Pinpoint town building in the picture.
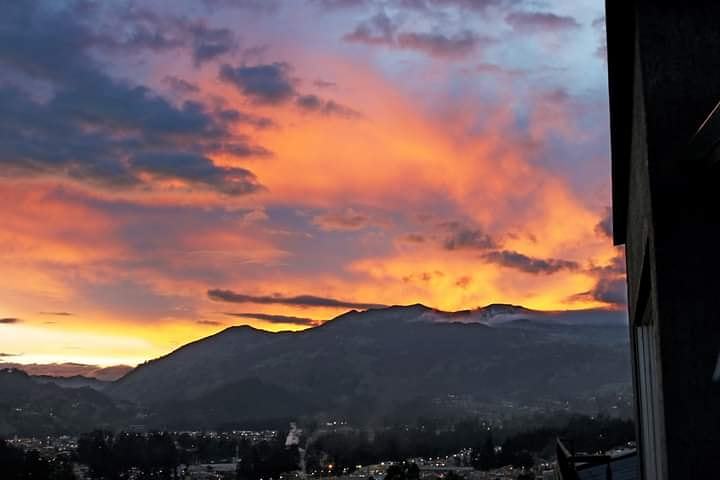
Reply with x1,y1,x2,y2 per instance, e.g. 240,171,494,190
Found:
555,439,638,480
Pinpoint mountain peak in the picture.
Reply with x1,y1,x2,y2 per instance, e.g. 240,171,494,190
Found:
477,303,533,313
386,303,433,311
316,303,435,330
221,324,267,334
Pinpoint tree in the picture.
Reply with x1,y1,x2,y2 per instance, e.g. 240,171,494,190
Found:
0,439,25,479
146,432,178,479
385,462,421,480
385,464,405,480
77,431,119,480
406,462,419,480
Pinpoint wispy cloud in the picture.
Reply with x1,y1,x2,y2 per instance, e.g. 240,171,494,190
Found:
505,11,581,32
224,312,320,326
196,319,224,326
313,208,373,231
344,12,492,58
209,289,386,309
396,31,491,58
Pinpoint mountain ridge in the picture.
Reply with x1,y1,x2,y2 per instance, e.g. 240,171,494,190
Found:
106,304,631,428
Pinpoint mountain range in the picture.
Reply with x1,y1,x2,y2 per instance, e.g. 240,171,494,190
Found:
0,304,633,433
110,304,632,427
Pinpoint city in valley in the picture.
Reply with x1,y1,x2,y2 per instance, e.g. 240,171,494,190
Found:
2,414,635,480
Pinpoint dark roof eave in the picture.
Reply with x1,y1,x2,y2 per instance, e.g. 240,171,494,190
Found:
605,0,636,246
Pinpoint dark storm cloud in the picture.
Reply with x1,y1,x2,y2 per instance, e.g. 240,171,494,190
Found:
574,277,627,308
208,289,387,309
104,8,239,65
190,24,236,65
590,253,625,276
296,95,360,117
50,85,214,138
0,318,21,324
0,2,102,84
219,63,297,104
216,109,276,129
505,11,581,32
130,153,263,196
207,141,273,158
574,251,626,307
0,1,267,196
483,250,579,274
595,207,613,238
163,76,200,94
224,312,320,326
0,85,266,193
220,63,361,116
591,277,627,306
443,227,496,251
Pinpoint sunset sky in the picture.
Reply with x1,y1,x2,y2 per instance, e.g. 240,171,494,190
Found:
0,0,623,367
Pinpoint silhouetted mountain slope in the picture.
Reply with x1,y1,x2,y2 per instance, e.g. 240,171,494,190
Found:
155,378,317,429
108,305,631,425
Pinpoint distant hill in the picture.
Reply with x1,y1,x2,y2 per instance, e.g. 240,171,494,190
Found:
33,374,110,391
0,369,131,436
0,362,132,381
108,304,632,428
